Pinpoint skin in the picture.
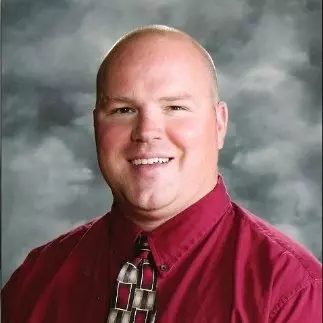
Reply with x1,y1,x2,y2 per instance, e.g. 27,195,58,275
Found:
93,28,228,231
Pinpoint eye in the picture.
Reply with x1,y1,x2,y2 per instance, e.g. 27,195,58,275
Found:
168,106,187,111
111,107,136,114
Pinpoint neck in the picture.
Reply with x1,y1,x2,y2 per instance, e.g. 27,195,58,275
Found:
112,202,177,231
112,175,219,232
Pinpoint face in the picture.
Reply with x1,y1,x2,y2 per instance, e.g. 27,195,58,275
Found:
94,34,228,224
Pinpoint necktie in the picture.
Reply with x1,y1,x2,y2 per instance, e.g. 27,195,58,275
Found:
107,235,158,323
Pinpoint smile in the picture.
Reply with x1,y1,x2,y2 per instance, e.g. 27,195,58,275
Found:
130,157,173,165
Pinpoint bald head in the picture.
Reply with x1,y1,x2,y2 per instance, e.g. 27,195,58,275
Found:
96,25,220,105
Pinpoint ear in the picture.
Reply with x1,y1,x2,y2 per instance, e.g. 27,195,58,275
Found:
215,101,229,150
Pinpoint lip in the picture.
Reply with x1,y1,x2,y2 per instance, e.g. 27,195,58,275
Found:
128,156,174,162
129,157,174,173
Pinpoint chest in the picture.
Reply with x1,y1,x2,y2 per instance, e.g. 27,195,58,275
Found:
155,252,235,323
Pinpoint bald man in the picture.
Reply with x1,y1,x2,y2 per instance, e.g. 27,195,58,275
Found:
2,25,322,323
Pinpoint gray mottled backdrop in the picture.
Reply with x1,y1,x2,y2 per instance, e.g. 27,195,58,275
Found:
2,0,322,284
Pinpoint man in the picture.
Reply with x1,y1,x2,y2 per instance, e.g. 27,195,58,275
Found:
2,25,322,322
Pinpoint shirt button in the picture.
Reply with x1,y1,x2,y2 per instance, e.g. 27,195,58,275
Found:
160,264,169,271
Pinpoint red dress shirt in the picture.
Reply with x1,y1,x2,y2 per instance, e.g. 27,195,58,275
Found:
2,176,322,322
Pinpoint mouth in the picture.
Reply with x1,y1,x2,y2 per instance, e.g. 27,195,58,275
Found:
129,157,174,166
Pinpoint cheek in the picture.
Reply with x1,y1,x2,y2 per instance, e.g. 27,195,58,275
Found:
168,116,217,151
96,121,130,157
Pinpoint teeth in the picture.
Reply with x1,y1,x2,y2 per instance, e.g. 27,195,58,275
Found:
131,158,171,165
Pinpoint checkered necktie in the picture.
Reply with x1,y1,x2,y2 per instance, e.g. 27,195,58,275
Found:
107,235,157,323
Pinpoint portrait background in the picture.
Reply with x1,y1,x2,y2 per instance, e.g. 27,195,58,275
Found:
2,0,322,284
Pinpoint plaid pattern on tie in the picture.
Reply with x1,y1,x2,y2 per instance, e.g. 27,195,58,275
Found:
107,235,157,323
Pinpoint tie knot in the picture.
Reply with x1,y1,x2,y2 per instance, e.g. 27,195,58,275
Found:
135,235,151,261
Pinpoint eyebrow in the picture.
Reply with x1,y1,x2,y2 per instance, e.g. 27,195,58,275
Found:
99,93,193,104
100,95,133,104
157,93,193,102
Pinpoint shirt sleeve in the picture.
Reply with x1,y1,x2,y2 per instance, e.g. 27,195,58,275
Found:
1,248,42,322
269,279,322,323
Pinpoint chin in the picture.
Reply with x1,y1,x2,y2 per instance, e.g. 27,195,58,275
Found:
127,190,176,213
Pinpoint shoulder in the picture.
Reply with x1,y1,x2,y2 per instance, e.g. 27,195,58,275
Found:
232,202,322,319
1,214,111,320
232,202,321,279
2,213,109,294
29,214,108,258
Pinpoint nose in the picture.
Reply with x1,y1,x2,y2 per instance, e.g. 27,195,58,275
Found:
131,110,163,143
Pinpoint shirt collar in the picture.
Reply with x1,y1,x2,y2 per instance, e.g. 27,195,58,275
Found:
109,175,232,276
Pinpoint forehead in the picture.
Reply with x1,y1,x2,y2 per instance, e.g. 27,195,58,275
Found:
100,35,213,98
